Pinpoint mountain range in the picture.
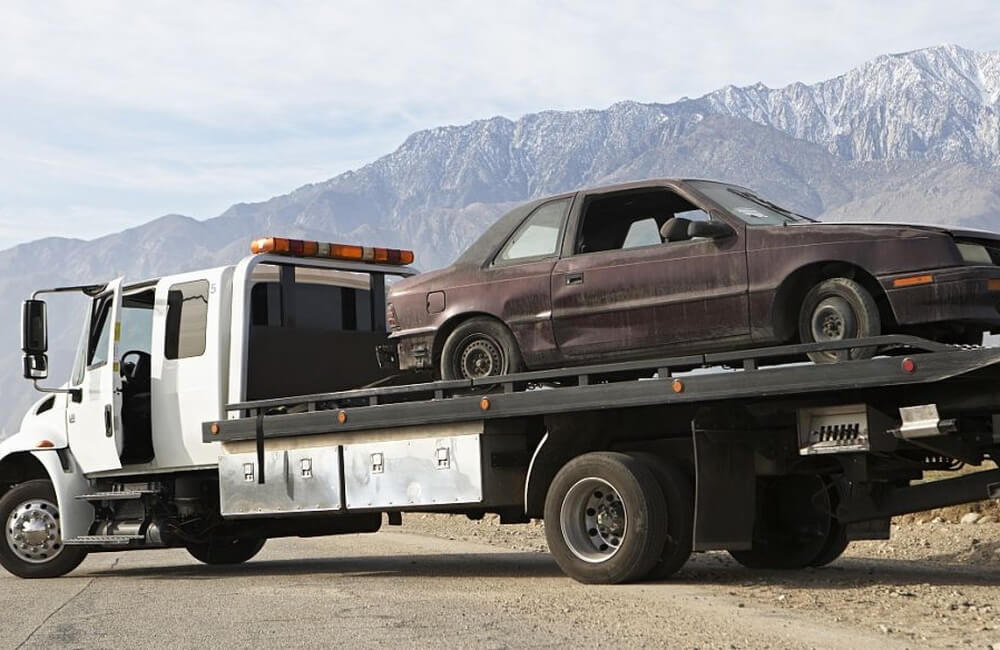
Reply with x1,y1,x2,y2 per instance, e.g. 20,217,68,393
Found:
2,43,999,436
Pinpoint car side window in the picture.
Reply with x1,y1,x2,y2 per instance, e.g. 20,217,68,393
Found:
495,199,569,264
577,189,711,254
622,218,661,249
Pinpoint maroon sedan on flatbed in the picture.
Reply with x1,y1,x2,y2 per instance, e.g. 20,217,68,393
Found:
386,178,1000,380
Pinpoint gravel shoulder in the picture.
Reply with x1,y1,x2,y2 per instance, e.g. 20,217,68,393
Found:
399,513,1000,648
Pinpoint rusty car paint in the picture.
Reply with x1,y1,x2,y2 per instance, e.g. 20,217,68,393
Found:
387,178,1000,372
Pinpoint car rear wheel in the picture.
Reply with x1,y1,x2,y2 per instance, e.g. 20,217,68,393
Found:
440,317,524,380
798,277,880,363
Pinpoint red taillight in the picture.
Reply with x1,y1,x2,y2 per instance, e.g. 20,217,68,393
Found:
386,303,399,331
901,357,917,373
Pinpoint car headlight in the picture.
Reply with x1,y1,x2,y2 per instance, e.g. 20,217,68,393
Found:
957,243,992,264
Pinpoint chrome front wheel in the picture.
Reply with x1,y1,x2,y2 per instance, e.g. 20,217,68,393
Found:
6,497,63,564
0,480,87,578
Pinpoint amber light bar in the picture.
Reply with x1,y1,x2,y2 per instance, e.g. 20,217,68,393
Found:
251,237,414,265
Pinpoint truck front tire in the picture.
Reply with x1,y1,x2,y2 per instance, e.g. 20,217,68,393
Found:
544,452,667,584
0,479,88,579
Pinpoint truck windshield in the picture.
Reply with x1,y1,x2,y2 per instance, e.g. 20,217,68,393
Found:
687,180,817,225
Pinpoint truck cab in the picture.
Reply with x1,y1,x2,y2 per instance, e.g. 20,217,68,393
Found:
1,238,414,577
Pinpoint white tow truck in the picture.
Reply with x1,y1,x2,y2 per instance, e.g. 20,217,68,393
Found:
2,237,999,584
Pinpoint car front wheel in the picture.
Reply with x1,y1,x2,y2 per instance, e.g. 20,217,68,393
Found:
440,317,524,380
798,277,880,363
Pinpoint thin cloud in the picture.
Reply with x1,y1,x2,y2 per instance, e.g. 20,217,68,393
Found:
1,0,998,251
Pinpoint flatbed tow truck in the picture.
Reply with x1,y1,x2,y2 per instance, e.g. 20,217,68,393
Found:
2,237,999,583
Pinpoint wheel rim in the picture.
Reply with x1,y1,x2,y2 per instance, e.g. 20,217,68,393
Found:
559,478,627,564
458,336,504,379
5,498,63,564
810,296,857,342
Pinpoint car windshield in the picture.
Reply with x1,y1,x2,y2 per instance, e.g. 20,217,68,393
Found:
687,181,817,225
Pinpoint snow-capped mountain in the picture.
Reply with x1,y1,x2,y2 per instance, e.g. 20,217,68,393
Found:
1,44,999,436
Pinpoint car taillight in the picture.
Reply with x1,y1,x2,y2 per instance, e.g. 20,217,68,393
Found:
386,303,399,331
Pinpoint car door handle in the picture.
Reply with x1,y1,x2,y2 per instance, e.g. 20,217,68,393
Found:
565,273,584,286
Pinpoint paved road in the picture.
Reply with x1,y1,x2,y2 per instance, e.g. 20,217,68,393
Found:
0,529,917,650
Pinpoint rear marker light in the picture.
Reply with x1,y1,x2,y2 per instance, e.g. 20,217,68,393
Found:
901,358,917,373
893,274,933,288
480,398,491,411
672,379,684,393
210,423,220,435
337,411,347,424
988,279,1000,291
251,237,414,266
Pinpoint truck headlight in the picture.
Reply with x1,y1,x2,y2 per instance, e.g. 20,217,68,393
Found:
957,243,992,264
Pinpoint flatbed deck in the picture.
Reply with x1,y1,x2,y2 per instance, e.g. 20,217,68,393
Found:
205,335,1000,443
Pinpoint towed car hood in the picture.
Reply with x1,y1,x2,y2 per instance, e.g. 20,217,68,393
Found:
799,221,1000,243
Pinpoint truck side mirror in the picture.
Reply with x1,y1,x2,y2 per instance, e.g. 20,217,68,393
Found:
21,300,49,381
21,299,48,355
22,353,48,380
688,220,734,239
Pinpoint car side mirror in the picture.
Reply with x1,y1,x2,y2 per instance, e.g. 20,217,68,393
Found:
688,220,734,239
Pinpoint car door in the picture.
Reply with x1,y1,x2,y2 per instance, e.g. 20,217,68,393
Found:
550,188,749,358
67,277,125,473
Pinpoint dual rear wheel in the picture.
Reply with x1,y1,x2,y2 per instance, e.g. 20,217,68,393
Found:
543,452,693,584
544,454,848,583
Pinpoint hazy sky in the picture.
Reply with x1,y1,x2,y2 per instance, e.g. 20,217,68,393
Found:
0,0,997,251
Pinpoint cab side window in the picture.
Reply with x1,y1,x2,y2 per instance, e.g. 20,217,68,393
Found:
495,199,569,264
87,297,113,367
165,280,209,360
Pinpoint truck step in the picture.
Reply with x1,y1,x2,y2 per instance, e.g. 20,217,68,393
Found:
63,535,145,546
75,490,157,501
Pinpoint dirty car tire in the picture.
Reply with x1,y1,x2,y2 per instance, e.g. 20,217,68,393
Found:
186,537,266,565
440,317,524,380
798,277,880,363
544,452,667,584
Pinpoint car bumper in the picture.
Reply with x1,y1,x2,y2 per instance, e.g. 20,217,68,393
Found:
881,266,1000,327
386,331,436,370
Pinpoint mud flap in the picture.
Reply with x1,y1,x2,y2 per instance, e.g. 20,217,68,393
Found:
692,427,756,551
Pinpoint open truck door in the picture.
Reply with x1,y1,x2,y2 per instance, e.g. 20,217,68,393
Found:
68,277,125,473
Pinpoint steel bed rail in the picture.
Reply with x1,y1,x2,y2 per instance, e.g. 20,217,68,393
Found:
205,335,1000,443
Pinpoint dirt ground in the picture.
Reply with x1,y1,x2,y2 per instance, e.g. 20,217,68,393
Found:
400,505,1000,649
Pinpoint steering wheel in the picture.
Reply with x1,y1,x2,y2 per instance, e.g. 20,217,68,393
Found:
120,350,151,386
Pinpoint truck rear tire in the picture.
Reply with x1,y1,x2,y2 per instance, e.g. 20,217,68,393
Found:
629,453,694,580
544,452,667,584
186,537,266,565
727,475,838,570
0,479,88,579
